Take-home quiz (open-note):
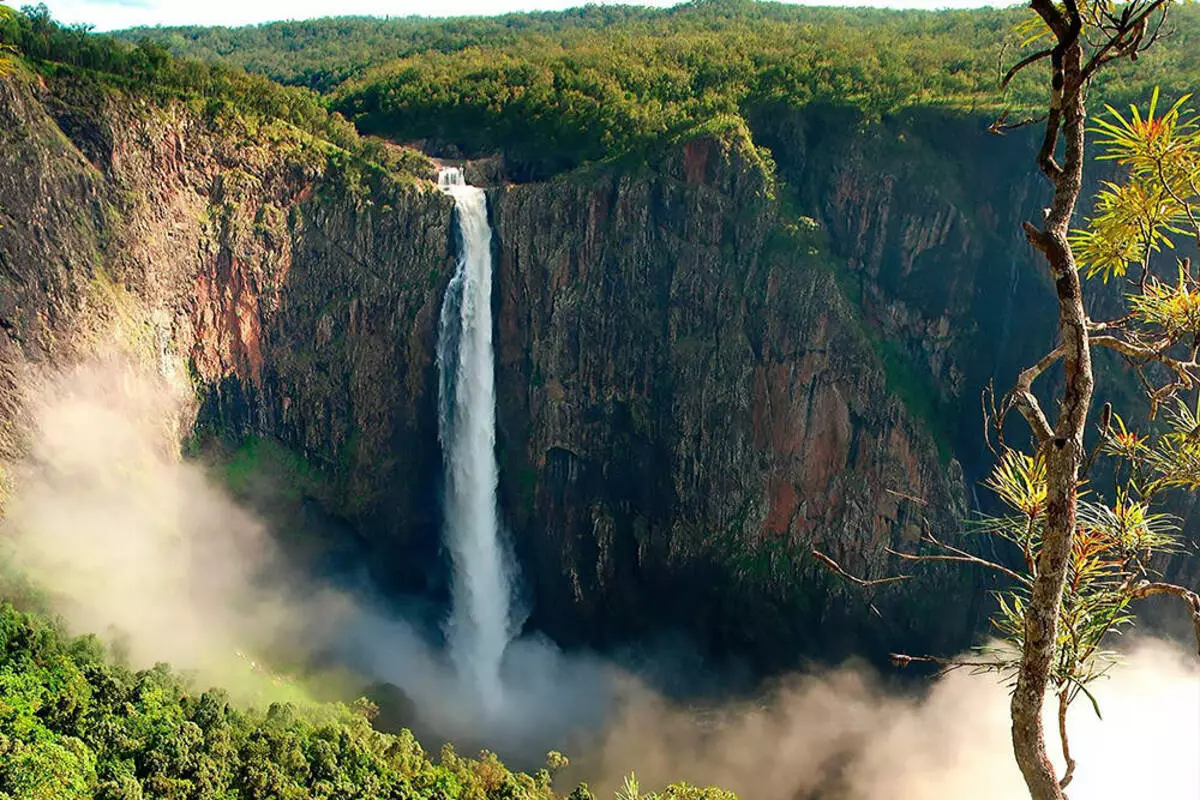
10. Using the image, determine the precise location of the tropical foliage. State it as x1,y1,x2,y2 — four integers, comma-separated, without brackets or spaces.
0,601,739,799
0,4,424,177
0,602,572,799
117,1,1200,176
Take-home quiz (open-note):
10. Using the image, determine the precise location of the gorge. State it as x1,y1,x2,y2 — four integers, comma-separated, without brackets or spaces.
2,2,1200,796
0,13,1192,678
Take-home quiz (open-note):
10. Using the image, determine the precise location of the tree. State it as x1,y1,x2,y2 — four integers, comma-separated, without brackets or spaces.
994,4,1200,797
816,3,1200,798
0,5,16,76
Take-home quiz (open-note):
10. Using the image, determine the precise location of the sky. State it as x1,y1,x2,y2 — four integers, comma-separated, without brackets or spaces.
25,0,1023,32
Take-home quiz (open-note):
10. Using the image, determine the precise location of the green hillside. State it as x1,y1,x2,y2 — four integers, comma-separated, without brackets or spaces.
116,1,1200,175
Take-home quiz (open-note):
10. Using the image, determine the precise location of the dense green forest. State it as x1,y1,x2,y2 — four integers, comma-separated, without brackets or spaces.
0,600,565,799
0,601,738,799
0,3,429,179
115,1,1200,176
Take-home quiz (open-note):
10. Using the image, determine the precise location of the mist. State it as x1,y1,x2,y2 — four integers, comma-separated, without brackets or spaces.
0,356,613,752
1,356,1197,798
0,358,356,697
573,637,1200,798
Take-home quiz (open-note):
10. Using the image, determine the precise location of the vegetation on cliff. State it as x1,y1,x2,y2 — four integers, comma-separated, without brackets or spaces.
120,1,1200,176
0,600,736,799
0,4,428,180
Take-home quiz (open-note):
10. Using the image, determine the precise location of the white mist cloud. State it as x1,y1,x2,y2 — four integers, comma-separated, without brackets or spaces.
0,359,347,688
572,639,1200,798
1,355,1195,799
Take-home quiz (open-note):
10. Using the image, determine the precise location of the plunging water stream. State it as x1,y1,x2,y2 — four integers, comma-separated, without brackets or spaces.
435,167,514,713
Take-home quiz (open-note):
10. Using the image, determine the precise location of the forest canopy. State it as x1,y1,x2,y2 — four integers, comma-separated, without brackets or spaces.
114,1,1200,176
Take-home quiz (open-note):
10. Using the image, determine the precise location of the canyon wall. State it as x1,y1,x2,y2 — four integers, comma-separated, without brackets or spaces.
6,69,1189,670
0,69,455,589
489,135,973,665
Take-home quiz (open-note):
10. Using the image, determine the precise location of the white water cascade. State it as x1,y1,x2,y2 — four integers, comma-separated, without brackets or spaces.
435,166,515,713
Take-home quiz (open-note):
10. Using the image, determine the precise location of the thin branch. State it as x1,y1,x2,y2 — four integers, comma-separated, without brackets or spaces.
885,546,1028,584
889,652,1007,672
1080,401,1111,479
1084,313,1133,332
989,111,1052,136
810,551,910,588
1081,0,1169,80
1057,689,1077,789
982,379,1002,457
1129,580,1200,655
811,550,908,619
1091,334,1200,386
1003,47,1054,89
1155,157,1200,248
1004,344,1066,443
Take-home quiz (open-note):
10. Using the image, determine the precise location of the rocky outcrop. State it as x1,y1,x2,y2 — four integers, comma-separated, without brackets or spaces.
0,69,456,589
489,134,974,666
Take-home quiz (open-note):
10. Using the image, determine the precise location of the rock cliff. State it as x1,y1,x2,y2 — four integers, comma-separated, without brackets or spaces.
489,134,973,665
0,68,456,591
7,68,1183,672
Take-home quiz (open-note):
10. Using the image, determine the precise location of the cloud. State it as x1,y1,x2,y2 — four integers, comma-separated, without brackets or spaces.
3,354,1194,799
568,638,1200,798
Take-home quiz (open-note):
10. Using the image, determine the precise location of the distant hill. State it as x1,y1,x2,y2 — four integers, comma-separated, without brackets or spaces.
113,1,1200,176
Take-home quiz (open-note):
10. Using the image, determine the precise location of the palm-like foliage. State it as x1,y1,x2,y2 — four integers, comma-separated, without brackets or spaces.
968,448,1179,713
1073,90,1200,282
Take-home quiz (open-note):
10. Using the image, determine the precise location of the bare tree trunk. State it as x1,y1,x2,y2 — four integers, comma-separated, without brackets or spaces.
1009,18,1093,800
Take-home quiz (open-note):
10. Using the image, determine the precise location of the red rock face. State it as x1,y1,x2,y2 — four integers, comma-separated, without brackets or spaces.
190,249,275,388
489,131,974,666
0,72,454,580
682,138,712,186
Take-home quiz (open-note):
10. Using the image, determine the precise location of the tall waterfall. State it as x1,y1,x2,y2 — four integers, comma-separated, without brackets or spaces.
435,166,514,712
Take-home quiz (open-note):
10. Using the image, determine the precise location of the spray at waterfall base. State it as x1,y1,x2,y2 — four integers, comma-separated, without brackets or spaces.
0,171,1195,797
343,168,615,749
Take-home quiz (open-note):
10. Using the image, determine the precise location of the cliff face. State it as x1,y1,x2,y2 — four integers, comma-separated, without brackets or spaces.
488,135,974,665
750,105,1060,467
0,70,456,588
9,69,1189,672
0,70,983,669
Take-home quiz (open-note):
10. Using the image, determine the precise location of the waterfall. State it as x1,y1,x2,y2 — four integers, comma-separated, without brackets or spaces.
435,166,514,713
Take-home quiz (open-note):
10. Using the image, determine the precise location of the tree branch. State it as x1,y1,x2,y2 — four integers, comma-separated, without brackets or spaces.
885,547,1029,584
1006,344,1065,443
989,112,1052,136
889,652,1007,671
1081,0,1169,80
1090,334,1200,386
1129,580,1200,655
810,550,909,619
810,550,911,586
1003,47,1054,89
1057,689,1077,789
